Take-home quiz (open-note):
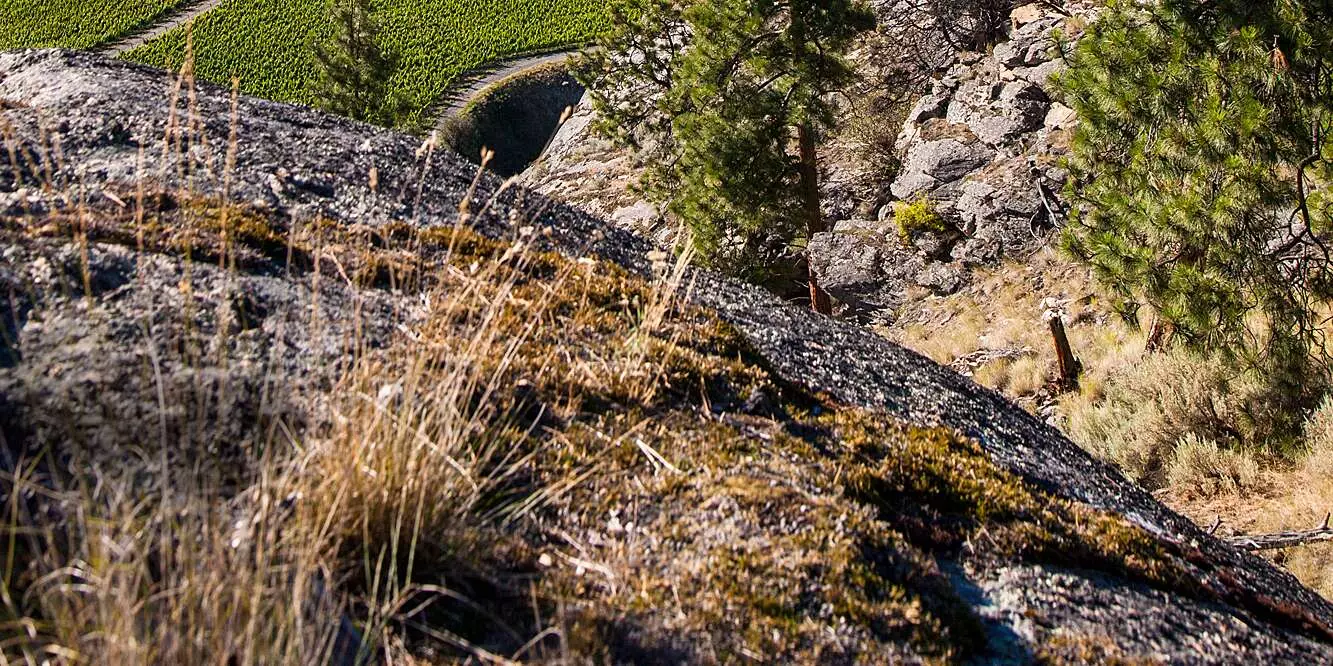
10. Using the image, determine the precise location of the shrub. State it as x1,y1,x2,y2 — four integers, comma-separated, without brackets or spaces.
1061,351,1277,488
894,197,947,246
1301,396,1333,478
1165,434,1263,499
973,355,1046,397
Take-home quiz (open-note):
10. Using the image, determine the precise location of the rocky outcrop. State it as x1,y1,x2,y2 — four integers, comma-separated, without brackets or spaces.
519,93,665,238
811,2,1089,317
530,2,1089,320
4,50,1333,662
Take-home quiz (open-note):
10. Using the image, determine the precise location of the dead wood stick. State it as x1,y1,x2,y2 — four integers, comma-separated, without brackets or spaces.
1044,310,1081,390
1225,513,1333,551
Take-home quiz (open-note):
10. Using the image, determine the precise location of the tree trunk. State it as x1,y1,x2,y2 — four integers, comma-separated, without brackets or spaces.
798,122,832,315
1144,315,1172,353
1048,314,1082,390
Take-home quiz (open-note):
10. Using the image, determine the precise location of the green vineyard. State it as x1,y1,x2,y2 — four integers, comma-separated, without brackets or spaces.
126,0,609,127
0,0,186,49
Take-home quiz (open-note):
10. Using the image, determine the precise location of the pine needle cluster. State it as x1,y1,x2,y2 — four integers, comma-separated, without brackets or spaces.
580,0,875,285
1057,0,1333,380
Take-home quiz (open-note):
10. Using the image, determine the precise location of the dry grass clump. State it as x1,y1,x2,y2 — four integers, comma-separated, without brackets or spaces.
1188,399,1333,599
1165,407,1333,600
1269,426,1333,598
1165,434,1264,499
897,300,989,366
1302,397,1333,478
974,354,1047,396
888,248,1144,408
2,465,349,665
0,215,695,662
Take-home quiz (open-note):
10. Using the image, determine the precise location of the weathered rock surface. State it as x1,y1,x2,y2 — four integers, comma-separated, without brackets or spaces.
520,95,666,238
4,50,1333,662
811,2,1090,318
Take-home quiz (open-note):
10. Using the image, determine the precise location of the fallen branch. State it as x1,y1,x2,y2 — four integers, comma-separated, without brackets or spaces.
949,346,1035,373
1224,513,1333,552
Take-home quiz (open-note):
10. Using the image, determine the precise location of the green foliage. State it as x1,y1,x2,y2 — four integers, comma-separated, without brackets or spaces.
580,0,875,278
1056,0,1333,374
894,197,946,245
125,0,609,127
310,0,407,126
0,0,185,49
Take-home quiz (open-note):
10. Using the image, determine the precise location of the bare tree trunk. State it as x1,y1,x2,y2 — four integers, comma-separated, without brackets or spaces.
1048,314,1081,390
1145,314,1172,353
798,122,832,316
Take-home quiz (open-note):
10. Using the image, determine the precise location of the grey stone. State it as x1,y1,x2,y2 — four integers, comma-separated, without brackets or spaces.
807,231,911,313
1023,39,1054,66
831,218,889,237
892,130,995,200
1044,102,1077,131
5,48,1333,664
992,40,1028,69
905,226,961,261
915,260,965,295
905,90,950,124
1019,58,1065,86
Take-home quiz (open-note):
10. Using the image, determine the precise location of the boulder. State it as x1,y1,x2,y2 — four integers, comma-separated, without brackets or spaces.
5,47,1333,664
807,229,916,313
892,120,996,200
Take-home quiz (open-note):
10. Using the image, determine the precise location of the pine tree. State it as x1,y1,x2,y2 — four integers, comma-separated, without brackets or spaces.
311,0,407,127
580,0,876,314
1057,0,1333,374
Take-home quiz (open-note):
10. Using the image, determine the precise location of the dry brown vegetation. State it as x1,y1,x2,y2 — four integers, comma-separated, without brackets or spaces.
9,47,1333,663
3,200,1211,662
887,247,1145,415
885,247,1333,598
2,124,1275,662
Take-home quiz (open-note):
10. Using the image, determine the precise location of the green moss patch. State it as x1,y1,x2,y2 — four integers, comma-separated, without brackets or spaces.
4,194,1308,662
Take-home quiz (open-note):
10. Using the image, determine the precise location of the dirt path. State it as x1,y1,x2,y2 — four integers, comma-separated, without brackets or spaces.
431,50,576,130
100,0,225,56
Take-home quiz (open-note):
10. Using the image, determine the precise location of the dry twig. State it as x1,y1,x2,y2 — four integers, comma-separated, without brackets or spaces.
1226,513,1333,551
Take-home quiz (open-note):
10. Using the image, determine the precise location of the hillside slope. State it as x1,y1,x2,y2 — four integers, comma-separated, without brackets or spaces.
2,49,1332,662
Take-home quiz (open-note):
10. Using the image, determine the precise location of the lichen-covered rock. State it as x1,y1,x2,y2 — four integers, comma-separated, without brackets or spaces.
4,49,1333,663
892,119,997,200
807,229,919,315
